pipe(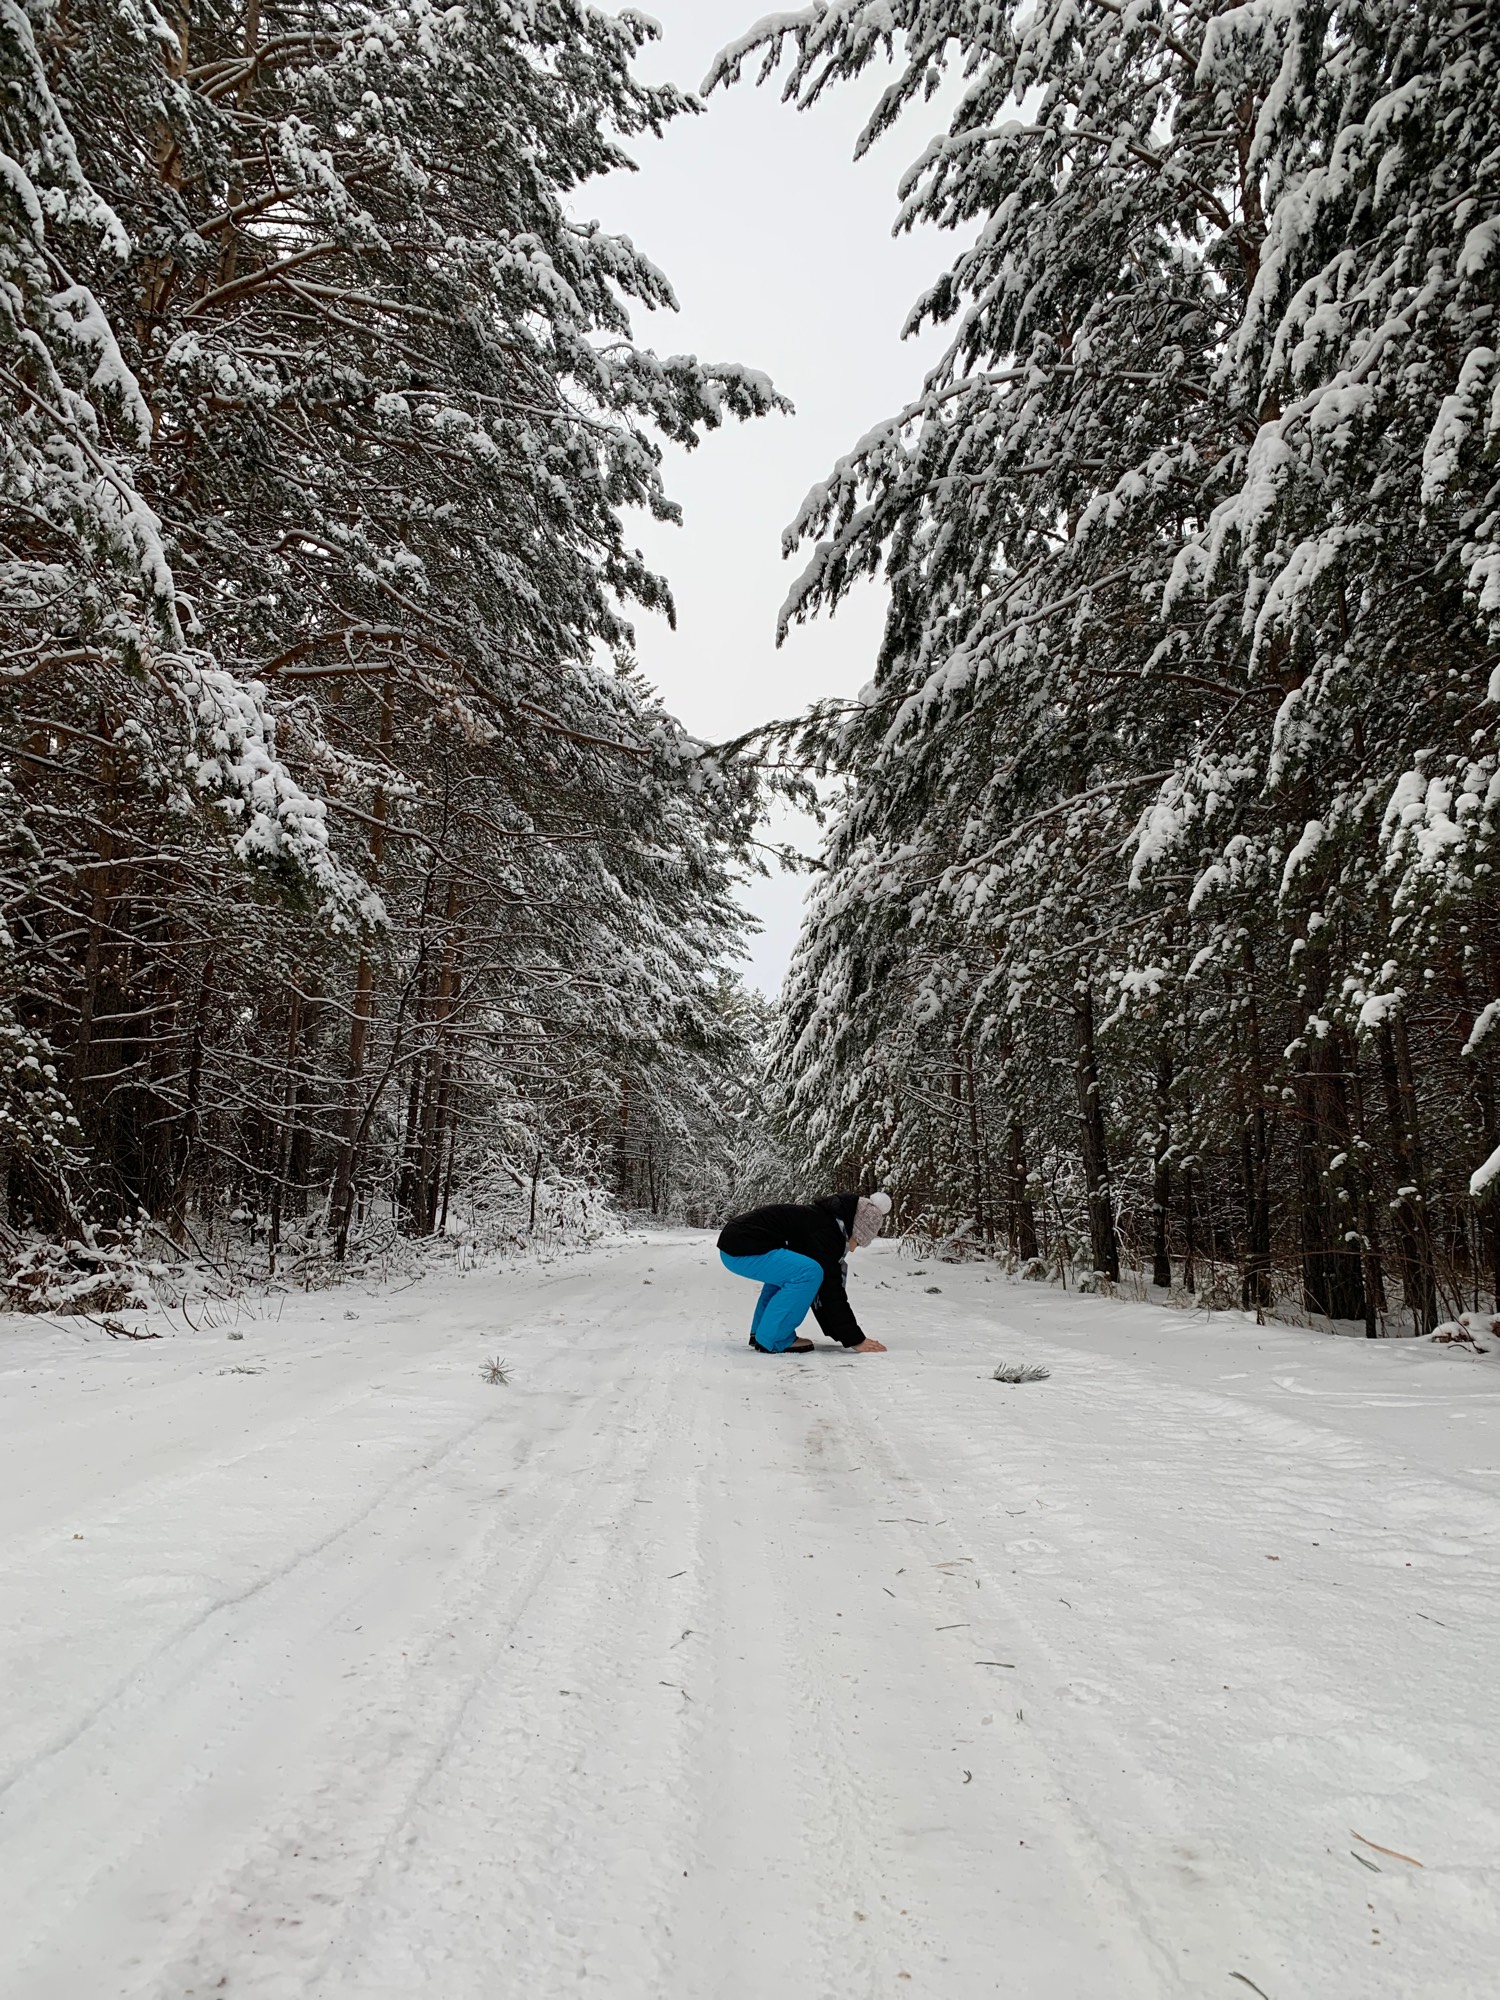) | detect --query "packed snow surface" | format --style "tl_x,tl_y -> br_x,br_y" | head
3,1236 -> 1498,1998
